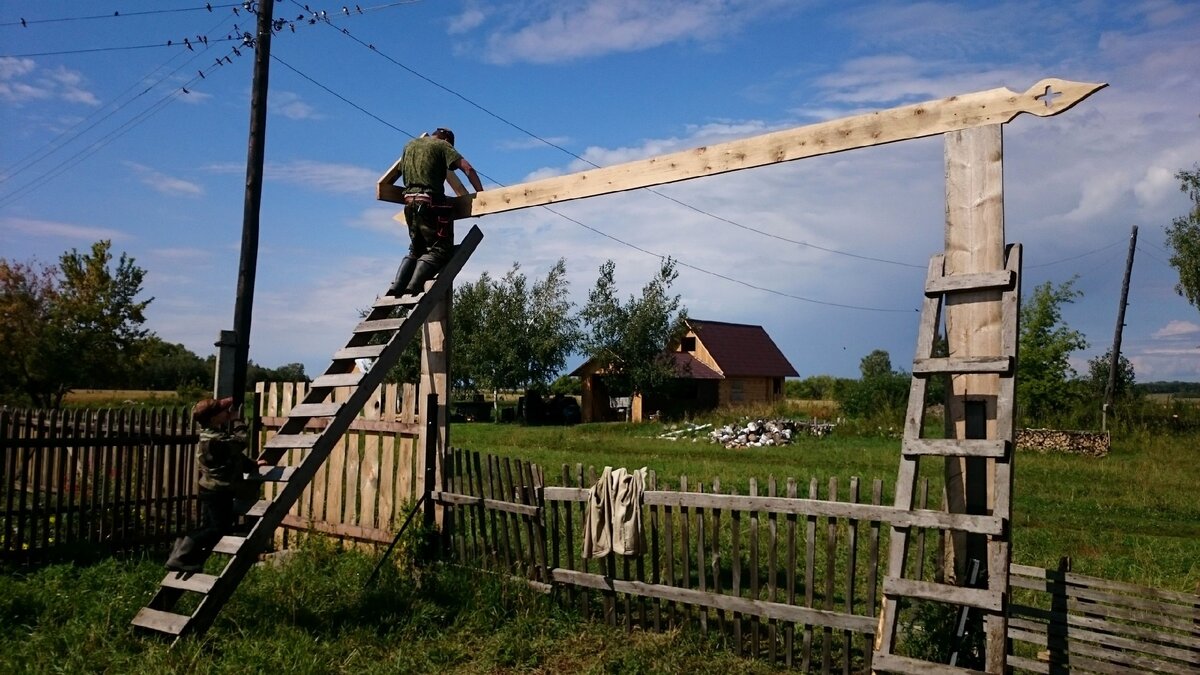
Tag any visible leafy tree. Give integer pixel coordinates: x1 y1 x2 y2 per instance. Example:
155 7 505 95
1017 278 1088 425
249 361 309 383
579 258 688 400
837 349 910 418
1085 349 1137 402
1165 166 1200 312
0 241 152 407
787 375 852 400
131 337 210 390
452 260 580 411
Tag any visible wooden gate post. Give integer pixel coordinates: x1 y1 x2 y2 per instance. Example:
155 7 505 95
419 287 451 531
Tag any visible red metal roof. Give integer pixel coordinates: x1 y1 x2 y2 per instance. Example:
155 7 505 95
686 319 798 377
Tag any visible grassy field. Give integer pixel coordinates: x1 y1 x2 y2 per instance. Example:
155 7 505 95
1 420 1197 673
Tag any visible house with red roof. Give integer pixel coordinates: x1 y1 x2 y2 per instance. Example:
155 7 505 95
571 319 799 422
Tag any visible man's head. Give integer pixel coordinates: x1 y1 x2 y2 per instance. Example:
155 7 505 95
432 127 455 146
192 396 235 426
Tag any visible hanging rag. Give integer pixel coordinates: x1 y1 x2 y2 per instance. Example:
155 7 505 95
582 466 647 559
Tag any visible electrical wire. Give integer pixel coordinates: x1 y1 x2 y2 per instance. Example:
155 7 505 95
3 36 243 59
269 54 916 313
301 4 924 270
1025 237 1125 269
0 3 243 27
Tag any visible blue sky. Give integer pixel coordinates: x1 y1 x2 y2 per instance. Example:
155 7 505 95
2 0 1198 383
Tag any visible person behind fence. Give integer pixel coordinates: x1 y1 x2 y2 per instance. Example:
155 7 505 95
165 397 264 573
382 127 484 297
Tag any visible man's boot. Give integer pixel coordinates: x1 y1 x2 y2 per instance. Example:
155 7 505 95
165 536 205 573
404 260 440 295
388 256 418 296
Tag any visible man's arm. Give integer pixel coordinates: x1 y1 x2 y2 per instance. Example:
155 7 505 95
454 156 484 192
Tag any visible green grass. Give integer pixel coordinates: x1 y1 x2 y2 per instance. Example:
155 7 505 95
453 421 1200 593
2 422 1196 673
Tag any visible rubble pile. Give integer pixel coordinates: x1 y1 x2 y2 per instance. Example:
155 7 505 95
709 418 835 448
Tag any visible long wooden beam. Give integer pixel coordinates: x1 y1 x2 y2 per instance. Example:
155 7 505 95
376 78 1104 218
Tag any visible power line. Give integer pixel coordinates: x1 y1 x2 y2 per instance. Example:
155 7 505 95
1025 237 1126 269
3 36 242 59
270 55 916 313
0 3 244 27
2 12 241 186
302 5 923 270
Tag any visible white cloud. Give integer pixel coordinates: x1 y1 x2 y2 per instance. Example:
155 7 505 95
205 160 376 195
125 162 204 198
0 58 99 106
0 216 124 242
272 91 323 121
481 0 796 65
1153 320 1200 339
448 7 486 34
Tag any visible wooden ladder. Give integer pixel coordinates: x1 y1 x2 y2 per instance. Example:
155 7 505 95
131 225 483 642
872 243 1021 674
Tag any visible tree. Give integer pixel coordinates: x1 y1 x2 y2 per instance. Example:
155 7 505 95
1165 166 1200 312
1017 278 1088 425
0 241 152 407
1085 349 1137 402
579 258 688 400
452 260 580 412
837 349 910 418
131 337 210 390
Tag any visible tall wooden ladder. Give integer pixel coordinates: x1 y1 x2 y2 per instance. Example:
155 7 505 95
131 225 483 641
872 243 1021 674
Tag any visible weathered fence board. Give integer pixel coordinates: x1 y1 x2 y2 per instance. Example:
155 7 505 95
1 407 197 562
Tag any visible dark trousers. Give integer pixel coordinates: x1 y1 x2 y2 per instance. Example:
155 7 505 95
190 489 237 552
404 200 455 266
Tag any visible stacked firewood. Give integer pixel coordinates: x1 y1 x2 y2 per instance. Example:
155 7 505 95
1016 428 1110 457
709 418 835 448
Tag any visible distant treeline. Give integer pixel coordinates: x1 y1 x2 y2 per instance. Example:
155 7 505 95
1136 381 1200 397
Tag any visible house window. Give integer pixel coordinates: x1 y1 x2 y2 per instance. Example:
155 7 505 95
681 336 696 352
731 379 744 402
774 378 783 396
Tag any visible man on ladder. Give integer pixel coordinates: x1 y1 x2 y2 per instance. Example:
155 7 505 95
379 127 484 297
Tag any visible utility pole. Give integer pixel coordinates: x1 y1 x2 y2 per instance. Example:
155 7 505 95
228 0 274 410
1103 225 1138 432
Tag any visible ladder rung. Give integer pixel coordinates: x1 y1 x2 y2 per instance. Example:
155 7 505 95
903 438 1009 458
131 607 190 635
242 499 271 518
264 433 321 449
883 577 1003 612
161 571 219 594
925 270 1014 296
352 318 405 333
895 509 1004 536
331 345 386 361
256 465 296 482
288 402 342 418
372 293 423 308
913 356 1012 375
213 536 245 555
871 652 987 675
311 373 364 388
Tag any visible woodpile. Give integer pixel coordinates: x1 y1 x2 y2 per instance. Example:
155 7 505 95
1016 428 1110 457
709 418 835 448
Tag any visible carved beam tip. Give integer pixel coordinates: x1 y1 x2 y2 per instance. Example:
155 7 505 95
1018 78 1108 117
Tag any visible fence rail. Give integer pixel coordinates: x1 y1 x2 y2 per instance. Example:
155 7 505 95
432 448 959 672
1 407 197 563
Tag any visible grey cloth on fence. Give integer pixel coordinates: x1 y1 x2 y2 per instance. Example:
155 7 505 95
582 465 647 559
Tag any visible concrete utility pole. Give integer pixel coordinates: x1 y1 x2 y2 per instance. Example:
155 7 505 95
1103 225 1138 431
228 0 274 409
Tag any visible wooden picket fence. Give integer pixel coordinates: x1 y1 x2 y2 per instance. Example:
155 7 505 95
254 381 424 547
0 407 197 563
431 448 959 673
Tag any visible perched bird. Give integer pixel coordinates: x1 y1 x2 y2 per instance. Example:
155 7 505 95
206 3 212 11
182 87 190 94
184 38 193 51
198 70 205 79
20 17 27 27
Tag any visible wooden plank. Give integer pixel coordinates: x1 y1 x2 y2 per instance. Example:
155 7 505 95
548 568 878 634
213 535 245 555
131 607 190 635
785 478 797 668
844 477 860 675
903 438 1008 458
680 475 692 630
331 345 386 361
663 474 677 629
264 434 321 449
255 466 296 482
767 477 779 665
803 477 817 671
695 481 707 636
748 478 758 655
277 514 393 545
1008 621 1198 674
648 470 660 632
866 479 882 673
352 318 404 334
428 79 1106 218
310 373 364 389
711 477 724 639
912 356 1012 375
925 270 1014 295
884 577 1003 612
731 482 743 655
871 651 986 675
287 402 343 419
161 572 218 594
823 476 837 673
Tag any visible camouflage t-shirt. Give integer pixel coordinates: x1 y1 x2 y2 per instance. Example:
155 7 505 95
196 427 255 492
400 135 463 195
